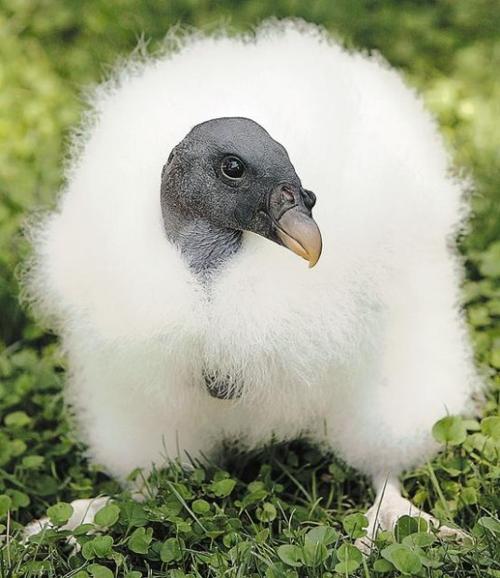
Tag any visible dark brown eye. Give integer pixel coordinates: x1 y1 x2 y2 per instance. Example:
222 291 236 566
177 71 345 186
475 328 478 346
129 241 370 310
221 156 245 179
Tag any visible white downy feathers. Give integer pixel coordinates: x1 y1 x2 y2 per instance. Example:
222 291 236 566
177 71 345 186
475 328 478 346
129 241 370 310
26 21 480 481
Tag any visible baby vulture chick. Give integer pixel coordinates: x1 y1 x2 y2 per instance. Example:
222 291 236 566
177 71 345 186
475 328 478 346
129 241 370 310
27 21 480 546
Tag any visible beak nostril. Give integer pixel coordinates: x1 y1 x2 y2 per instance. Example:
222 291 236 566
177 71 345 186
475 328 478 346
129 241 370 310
268 184 322 266
280 185 296 204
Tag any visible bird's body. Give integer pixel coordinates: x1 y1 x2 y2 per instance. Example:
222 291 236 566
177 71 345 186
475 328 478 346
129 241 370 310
27 21 480 538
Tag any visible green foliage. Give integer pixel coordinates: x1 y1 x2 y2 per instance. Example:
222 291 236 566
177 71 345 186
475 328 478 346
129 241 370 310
335 543 362 574
343 512 368 539
128 527 154 554
432 416 468 446
47 501 73 526
1 418 498 576
94 503 121 528
381 543 422 575
0 1 499 576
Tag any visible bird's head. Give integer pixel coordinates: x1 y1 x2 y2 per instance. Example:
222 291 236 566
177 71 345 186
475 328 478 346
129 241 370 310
160 117 322 268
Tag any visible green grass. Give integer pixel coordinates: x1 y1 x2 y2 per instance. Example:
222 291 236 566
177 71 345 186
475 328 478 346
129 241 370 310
0 1 499 576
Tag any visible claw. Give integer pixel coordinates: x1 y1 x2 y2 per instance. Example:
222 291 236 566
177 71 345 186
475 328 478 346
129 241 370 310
354 478 468 554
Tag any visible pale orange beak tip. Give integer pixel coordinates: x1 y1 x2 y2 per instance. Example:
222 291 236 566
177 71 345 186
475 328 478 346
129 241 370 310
276 208 322 268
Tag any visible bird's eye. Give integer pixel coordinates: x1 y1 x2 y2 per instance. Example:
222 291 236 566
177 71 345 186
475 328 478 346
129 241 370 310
221 156 245 179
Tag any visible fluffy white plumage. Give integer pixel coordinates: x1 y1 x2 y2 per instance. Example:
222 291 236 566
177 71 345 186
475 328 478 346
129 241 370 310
28 21 480 491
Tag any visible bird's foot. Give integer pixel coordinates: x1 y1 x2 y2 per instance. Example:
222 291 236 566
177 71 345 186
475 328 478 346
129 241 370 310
24 496 109 539
355 480 466 553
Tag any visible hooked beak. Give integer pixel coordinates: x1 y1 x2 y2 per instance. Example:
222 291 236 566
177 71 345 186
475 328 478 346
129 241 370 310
276 209 322 267
267 185 322 267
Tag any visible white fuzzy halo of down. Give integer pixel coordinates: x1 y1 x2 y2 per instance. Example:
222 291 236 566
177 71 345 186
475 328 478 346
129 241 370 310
25 20 481 480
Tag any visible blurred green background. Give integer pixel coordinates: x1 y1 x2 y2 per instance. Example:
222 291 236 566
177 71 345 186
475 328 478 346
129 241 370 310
1 0 499 347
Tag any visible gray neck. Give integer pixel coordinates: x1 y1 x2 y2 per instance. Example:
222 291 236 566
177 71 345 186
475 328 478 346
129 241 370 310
163 211 242 280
